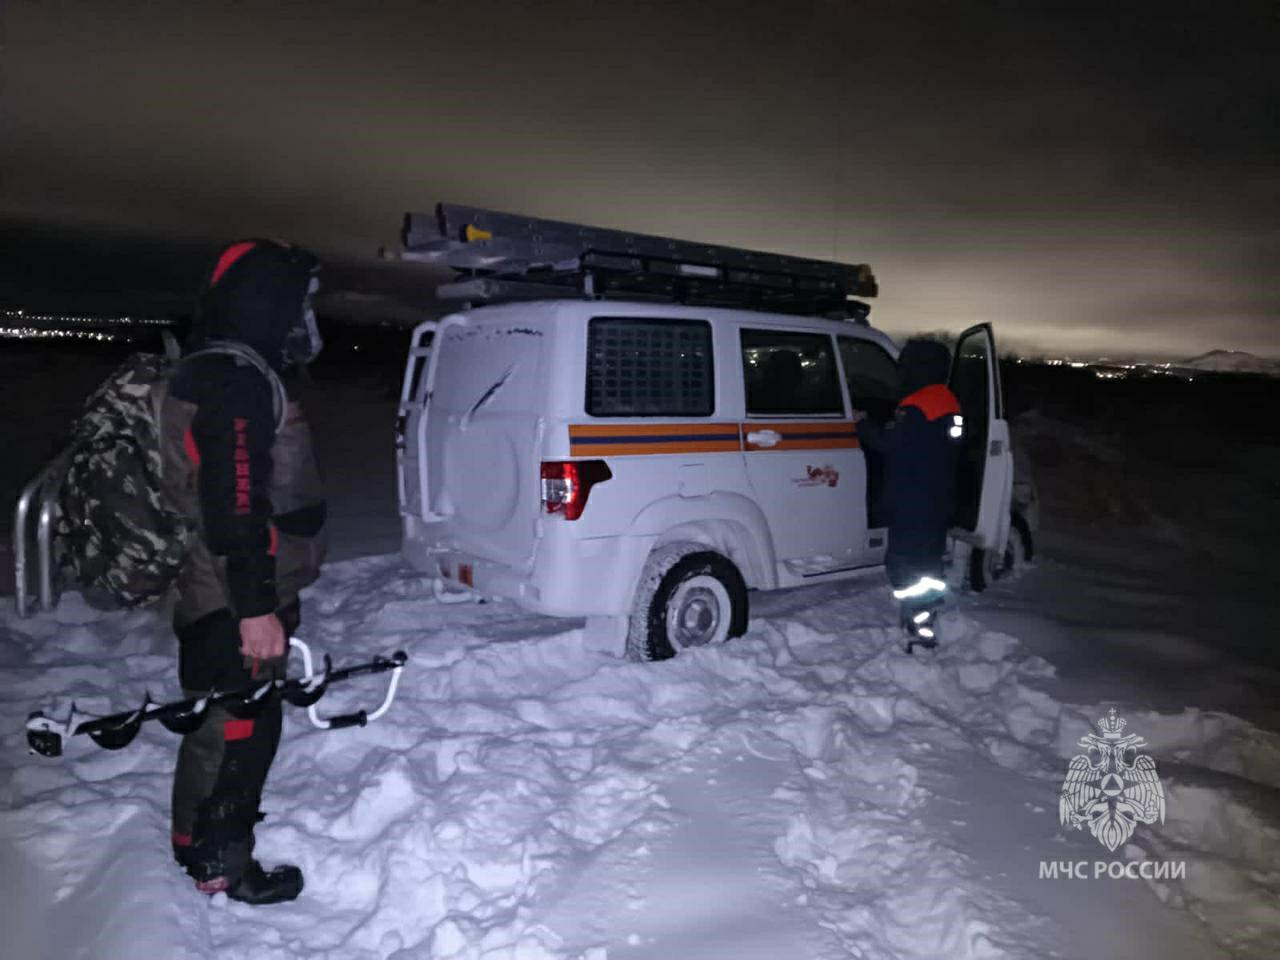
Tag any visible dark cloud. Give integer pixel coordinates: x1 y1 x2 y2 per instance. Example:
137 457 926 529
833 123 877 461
1 0 1276 357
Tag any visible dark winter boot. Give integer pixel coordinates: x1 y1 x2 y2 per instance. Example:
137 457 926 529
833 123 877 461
225 860 304 905
901 597 942 654
889 568 948 654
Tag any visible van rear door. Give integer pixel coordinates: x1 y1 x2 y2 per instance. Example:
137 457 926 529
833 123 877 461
412 317 545 569
949 323 1012 550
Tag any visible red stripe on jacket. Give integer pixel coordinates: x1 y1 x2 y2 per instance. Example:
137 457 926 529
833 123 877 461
209 241 256 287
183 428 201 466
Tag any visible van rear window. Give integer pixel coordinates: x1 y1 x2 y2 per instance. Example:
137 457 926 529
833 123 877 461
586 318 714 417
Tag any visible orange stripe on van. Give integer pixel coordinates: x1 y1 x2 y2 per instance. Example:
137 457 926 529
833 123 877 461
566 422 860 456
568 423 742 457
741 421 860 452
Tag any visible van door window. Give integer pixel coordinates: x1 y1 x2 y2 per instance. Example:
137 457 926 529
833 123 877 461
837 337 899 422
741 330 843 416
950 327 993 530
587 317 714 417
838 336 898 530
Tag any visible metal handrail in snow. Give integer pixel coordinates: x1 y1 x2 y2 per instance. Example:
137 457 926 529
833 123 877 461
13 447 72 617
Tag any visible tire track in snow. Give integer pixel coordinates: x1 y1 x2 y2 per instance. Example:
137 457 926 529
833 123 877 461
5 558 1279 958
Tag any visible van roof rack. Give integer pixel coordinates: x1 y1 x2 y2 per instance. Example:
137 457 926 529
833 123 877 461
401 203 877 320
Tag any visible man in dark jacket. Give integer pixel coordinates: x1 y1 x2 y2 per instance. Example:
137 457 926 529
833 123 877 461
159 239 327 903
854 339 963 652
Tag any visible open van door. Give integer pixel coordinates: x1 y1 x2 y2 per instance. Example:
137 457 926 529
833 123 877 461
949 324 1013 569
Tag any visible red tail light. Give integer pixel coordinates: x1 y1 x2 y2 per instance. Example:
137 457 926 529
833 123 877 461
540 460 612 521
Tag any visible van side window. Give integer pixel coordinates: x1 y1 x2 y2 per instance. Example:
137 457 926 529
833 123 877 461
741 330 843 416
586 317 714 417
838 337 899 422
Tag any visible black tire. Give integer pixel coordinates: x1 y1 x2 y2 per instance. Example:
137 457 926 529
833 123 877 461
626 545 748 662
969 542 1004 593
968 512 1033 592
1011 511 1033 562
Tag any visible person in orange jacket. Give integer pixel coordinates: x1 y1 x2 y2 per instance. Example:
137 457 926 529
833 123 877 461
854 340 964 652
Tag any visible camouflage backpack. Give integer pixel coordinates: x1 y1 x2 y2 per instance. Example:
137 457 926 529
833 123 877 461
55 341 285 609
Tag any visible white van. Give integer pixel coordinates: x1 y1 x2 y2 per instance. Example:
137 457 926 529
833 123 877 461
395 205 1017 660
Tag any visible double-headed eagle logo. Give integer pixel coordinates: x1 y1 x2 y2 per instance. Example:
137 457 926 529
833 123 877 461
1059 709 1166 852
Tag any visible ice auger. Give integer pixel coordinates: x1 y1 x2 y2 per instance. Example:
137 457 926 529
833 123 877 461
26 638 407 757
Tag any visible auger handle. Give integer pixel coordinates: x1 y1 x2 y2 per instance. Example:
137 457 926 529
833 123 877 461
287 637 405 731
324 711 368 730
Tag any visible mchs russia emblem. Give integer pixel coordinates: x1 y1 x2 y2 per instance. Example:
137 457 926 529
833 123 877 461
1059 709 1166 852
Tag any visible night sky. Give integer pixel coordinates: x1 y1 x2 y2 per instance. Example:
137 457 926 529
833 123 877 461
2 1 1276 358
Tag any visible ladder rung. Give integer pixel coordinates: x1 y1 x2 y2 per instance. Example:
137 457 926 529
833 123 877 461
402 203 877 318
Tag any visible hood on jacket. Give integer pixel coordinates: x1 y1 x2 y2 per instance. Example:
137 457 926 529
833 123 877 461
187 239 320 371
898 339 952 396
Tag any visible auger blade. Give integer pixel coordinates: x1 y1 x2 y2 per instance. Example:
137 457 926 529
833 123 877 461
28 728 63 757
281 655 331 708
26 712 64 758
86 708 144 751
222 681 276 720
157 698 209 735
28 643 409 755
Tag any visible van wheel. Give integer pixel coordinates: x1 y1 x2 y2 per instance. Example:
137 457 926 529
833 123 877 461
627 545 748 662
968 542 1005 593
968 512 1033 592
1011 512 1033 562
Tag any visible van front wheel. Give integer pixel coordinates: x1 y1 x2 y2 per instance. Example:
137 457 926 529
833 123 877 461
968 512 1034 592
627 546 748 662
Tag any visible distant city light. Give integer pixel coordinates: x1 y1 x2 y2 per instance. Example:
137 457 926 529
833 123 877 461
0 326 122 341
0 305 173 343
0 307 169 326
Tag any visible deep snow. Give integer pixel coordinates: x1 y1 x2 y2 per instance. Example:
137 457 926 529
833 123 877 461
2 354 1279 959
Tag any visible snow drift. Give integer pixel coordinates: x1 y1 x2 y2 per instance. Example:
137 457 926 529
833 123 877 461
4 548 1279 959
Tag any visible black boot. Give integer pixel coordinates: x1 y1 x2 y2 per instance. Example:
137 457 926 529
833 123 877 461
183 798 297 902
901 600 940 655
226 860 304 905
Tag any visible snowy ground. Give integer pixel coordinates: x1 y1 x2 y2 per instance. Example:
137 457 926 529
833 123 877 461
3 352 1279 959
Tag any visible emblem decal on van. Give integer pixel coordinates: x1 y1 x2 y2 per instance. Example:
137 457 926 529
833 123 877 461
796 465 839 488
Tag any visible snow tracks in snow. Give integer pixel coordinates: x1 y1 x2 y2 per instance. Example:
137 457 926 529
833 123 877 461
3 556 1279 958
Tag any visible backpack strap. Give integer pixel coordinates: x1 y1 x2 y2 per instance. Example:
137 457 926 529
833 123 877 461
182 340 288 434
